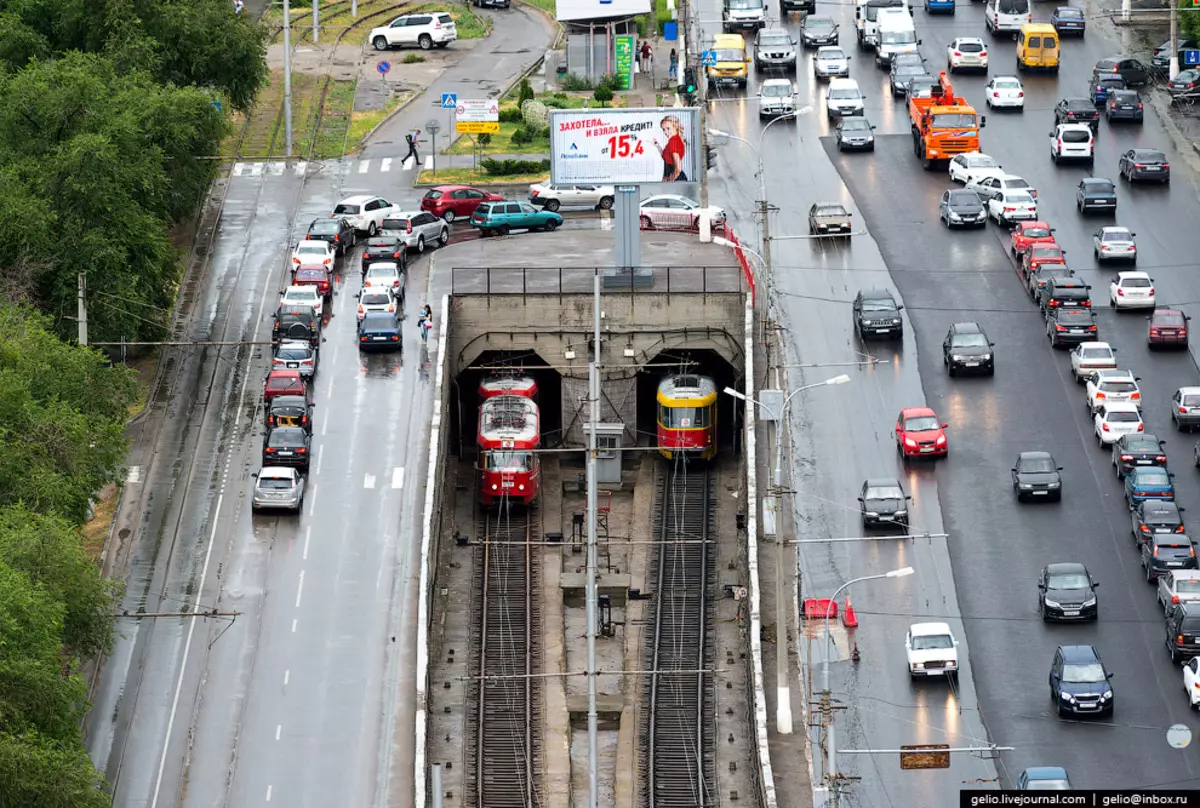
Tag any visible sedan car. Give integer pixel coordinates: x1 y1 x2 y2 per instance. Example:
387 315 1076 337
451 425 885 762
1133 500 1187 547
1174 387 1200 431
1109 271 1155 309
890 65 929 97
800 15 839 47
1167 602 1200 662
967 173 1036 200
1086 369 1140 412
905 623 959 678
1013 451 1063 500
1126 466 1176 504
1094 401 1143 445
1184 656 1200 705
1092 55 1151 86
942 321 994 374
528 182 615 211
1039 563 1098 621
984 75 1024 109
939 188 987 227
363 262 405 297
639 194 726 231
1010 220 1055 257
264 369 308 403
1113 433 1167 478
281 284 324 318
1090 74 1127 104
809 202 853 235
1049 645 1113 717
853 288 903 339
1093 226 1136 264
1119 148 1170 183
858 478 911 529
1167 68 1200 97
1106 89 1144 123
813 46 850 78
1046 307 1097 348
272 340 318 379
332 195 398 236
1077 178 1117 213
1153 37 1199 72
1158 570 1200 614
357 311 402 351
1149 309 1189 350
262 426 311 471
292 239 335 269
835 117 876 151
947 37 987 72
251 466 305 513
1051 5 1085 35
420 184 505 223
472 200 563 235
1071 341 1117 383
356 287 398 322
985 189 1037 226
306 216 356 254
292 266 333 299
895 407 948 458
1054 97 1100 128
361 236 406 272
949 152 1002 184
1144 534 1198 582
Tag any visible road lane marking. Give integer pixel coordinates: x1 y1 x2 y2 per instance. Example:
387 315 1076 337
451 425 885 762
381 158 392 172
126 465 142 483
316 447 325 474
295 161 307 175
303 526 312 560
305 483 318 516
364 473 376 489
423 155 433 170
276 724 282 740
149 492 223 808
322 414 329 437
358 160 370 174
291 618 297 632
232 162 245 176
266 785 273 802
295 570 305 608
283 669 290 686
248 162 264 176
402 156 415 171
269 162 285 176
234 253 281 430
392 467 404 489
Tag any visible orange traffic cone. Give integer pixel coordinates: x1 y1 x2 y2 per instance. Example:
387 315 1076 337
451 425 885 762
841 595 859 628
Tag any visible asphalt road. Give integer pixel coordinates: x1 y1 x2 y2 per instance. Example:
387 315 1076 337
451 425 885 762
695 0 1200 799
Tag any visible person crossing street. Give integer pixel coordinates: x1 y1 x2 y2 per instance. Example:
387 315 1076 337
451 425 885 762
404 129 421 166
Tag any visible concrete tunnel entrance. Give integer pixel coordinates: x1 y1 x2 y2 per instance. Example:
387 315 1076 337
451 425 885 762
635 348 741 452
451 349 563 457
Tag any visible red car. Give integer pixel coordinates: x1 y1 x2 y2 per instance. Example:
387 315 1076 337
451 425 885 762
1009 221 1056 258
264 369 309 402
420 185 504 224
293 265 332 298
1148 308 1190 350
1020 243 1067 279
895 407 949 459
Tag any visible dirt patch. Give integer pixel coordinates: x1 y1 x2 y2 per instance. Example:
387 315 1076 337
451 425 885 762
81 484 119 561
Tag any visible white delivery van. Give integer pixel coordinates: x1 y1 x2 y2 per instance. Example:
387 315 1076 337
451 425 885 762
723 0 766 32
855 0 909 49
875 12 919 66
984 0 1030 38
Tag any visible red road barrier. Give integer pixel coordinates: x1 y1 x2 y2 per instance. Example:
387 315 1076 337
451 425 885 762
723 226 756 303
841 595 858 628
803 598 838 620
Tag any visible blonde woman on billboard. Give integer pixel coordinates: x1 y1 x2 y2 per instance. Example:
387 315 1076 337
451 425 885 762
657 115 688 182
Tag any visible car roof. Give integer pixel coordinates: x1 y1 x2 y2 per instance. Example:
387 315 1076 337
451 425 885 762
1168 570 1200 582
1058 644 1101 662
285 284 318 294
1057 122 1093 131
361 311 398 324
910 622 952 636
268 368 302 378
1099 225 1131 234
865 477 903 488
901 406 936 417
1141 499 1180 514
259 466 299 478
1111 88 1140 97
366 262 401 273
819 46 847 56
762 78 793 87
1018 450 1054 462
270 394 309 406
1045 562 1088 576
338 194 378 204
1100 402 1140 413
828 78 859 89
277 339 312 350
950 321 984 333
1130 148 1166 158
953 36 985 43
297 239 332 247
1062 97 1093 105
860 287 895 299
1117 271 1151 280
1081 177 1114 186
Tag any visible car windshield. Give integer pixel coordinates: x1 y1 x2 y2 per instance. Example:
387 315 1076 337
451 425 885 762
952 334 989 347
866 486 904 499
763 83 791 97
896 65 925 77
1177 580 1200 594
296 243 328 255
1059 310 1090 321
967 154 997 167
1108 411 1140 423
931 113 976 128
728 0 763 8
295 270 326 282
911 634 954 650
815 205 846 216
1103 381 1137 392
1061 662 1104 683
1022 226 1051 237
361 292 392 305
1156 313 1186 325
843 119 871 131
1084 181 1114 192
761 33 792 46
268 429 304 447
1027 781 1069 791
1033 247 1062 257
715 48 745 61
948 193 978 205
1007 192 1035 204
484 450 533 471
829 88 859 99
881 30 918 46
807 18 835 29
310 220 339 232
1102 229 1131 241
1048 572 1089 589
258 476 295 490
905 416 939 431
1020 456 1057 473
957 41 983 52
332 203 361 215
861 299 896 312
819 48 846 60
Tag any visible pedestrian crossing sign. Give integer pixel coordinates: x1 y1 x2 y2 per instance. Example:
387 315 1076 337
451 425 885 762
701 50 717 67
441 93 457 109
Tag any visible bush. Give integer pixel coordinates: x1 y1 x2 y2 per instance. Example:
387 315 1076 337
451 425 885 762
403 53 425 63
521 99 550 128
510 125 532 146
477 132 492 147
593 84 614 106
482 158 551 176
560 73 593 91
517 77 534 107
498 106 523 122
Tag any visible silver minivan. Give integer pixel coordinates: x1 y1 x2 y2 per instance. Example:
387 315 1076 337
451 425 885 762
381 211 450 253
252 466 305 512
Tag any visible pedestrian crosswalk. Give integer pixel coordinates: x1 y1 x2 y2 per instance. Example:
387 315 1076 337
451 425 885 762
230 155 434 178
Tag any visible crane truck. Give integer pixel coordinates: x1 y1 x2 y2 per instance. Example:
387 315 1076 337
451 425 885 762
909 71 985 169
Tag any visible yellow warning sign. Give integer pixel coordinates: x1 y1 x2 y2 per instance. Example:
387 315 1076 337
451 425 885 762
456 121 500 134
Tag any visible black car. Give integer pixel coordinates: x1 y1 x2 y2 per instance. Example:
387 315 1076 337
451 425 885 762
1050 5 1085 36
272 305 321 348
1153 38 1199 73
904 75 939 99
858 477 911 529
890 65 929 97
853 289 904 340
358 311 402 351
1049 645 1113 717
1076 178 1117 214
1092 55 1151 86
835 117 876 151
1132 499 1186 548
1112 433 1167 478
1168 68 1200 97
1166 603 1200 662
939 189 986 228
1090 74 1126 104
265 394 313 432
472 0 511 7
1054 97 1100 129
1039 277 1091 313
1046 307 1097 348
1029 264 1075 301
1118 148 1170 184
1013 451 1062 500
361 236 407 273
1143 533 1197 583
1038 563 1098 621
942 322 994 375
306 217 356 255
782 0 817 14
800 15 838 47
1105 89 1143 123
263 426 311 471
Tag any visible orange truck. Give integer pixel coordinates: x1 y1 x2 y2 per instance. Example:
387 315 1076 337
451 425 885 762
909 71 985 169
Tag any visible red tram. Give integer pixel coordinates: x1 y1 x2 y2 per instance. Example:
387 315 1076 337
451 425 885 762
657 374 718 460
478 392 541 505
479 375 538 401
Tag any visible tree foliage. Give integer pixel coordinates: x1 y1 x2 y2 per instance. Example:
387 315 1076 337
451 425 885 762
0 730 111 808
1182 0 1200 43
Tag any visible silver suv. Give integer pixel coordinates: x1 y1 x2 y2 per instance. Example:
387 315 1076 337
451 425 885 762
380 211 450 253
252 467 305 512
754 28 797 72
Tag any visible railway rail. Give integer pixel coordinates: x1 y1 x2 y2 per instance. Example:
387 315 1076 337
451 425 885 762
466 503 543 808
643 464 716 808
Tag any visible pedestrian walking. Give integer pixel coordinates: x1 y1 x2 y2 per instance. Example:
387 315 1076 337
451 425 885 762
640 40 653 73
420 317 432 343
233 0 245 13
404 129 421 164
669 48 678 80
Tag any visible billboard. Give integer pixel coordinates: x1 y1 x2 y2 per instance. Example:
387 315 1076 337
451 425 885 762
555 0 650 23
550 108 701 185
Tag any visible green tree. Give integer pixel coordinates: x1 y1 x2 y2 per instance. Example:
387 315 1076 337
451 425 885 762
593 83 614 107
1182 0 1200 42
0 730 110 808
518 76 534 107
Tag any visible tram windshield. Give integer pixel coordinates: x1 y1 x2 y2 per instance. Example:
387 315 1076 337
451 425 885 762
660 404 710 428
484 450 533 471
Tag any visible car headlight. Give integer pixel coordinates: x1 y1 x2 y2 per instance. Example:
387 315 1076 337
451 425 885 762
864 511 878 517
946 660 957 668
1101 690 1113 700
1043 598 1060 608
1049 481 1060 488
1082 597 1097 607
891 318 901 325
981 354 992 361
936 435 947 445
1020 483 1033 489
895 509 908 517
1062 693 1076 702
952 354 966 361
905 438 916 447
911 662 925 670
948 212 962 221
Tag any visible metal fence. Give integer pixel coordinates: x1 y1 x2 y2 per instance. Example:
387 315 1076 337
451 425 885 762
449 265 746 296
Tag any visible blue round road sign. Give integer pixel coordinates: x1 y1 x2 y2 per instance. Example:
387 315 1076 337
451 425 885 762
377 60 391 75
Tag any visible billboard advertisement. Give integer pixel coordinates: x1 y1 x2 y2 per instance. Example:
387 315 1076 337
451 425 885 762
555 0 650 23
549 108 701 185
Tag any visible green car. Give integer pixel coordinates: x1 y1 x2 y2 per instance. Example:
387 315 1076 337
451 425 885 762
470 200 564 236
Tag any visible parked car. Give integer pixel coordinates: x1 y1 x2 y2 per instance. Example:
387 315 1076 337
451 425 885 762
1153 38 1199 73
1167 68 1200 97
639 194 726 231
528 182 616 211
472 200 563 235
420 184 505 223
369 11 457 51
1092 55 1151 86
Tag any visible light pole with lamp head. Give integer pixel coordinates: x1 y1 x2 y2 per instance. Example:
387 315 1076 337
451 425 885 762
822 566 915 802
723 373 851 735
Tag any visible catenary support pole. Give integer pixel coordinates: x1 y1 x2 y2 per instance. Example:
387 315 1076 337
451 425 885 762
431 765 443 808
77 273 88 347
283 0 294 158
352 0 358 17
1170 0 1180 80
585 269 601 808
312 0 320 43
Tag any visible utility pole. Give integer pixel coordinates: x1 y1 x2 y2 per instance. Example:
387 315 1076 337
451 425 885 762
312 0 320 43
585 269 601 808
352 0 358 18
1170 0 1180 80
283 0 294 157
76 273 88 346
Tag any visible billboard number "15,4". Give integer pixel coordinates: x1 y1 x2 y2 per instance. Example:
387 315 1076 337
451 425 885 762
606 134 646 159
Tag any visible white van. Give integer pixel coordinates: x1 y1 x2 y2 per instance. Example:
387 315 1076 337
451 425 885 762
875 12 919 67
723 0 766 32
984 0 1030 37
826 77 866 119
855 0 908 49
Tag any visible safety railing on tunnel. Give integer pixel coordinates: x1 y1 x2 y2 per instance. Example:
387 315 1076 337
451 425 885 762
449 265 746 297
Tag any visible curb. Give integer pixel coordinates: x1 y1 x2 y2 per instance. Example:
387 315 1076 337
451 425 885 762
412 176 548 188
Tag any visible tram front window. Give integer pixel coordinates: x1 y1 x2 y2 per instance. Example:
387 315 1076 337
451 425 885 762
661 405 709 428
485 451 533 471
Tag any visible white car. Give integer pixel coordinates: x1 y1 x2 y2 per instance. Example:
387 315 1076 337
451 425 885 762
272 340 318 379
1185 657 1200 709
758 78 798 118
333 195 399 236
528 182 616 212
984 75 1024 109
968 173 1037 201
639 194 727 231
1086 370 1141 413
948 152 1001 184
825 77 865 118
985 189 1037 226
1049 123 1095 164
363 262 404 294
1093 227 1137 264
292 240 334 269
1159 570 1200 614
1094 402 1144 445
1110 271 1155 309
281 284 324 318
356 287 398 322
905 622 959 678
1071 341 1118 383
369 11 457 51
947 37 988 72
814 46 850 79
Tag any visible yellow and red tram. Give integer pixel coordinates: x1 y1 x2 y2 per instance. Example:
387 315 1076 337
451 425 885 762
656 374 718 460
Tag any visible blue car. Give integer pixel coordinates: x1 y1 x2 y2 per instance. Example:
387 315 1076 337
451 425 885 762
1018 766 1071 790
1090 74 1126 104
925 0 954 13
357 311 402 352
1125 466 1175 504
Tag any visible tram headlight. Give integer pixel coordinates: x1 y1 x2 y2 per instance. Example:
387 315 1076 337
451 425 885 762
491 484 498 490
518 484 525 491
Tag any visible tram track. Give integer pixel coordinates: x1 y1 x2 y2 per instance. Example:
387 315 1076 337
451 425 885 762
642 463 716 808
466 502 543 808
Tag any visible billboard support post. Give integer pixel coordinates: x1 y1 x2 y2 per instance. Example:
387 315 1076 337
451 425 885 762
549 107 702 186
614 185 640 269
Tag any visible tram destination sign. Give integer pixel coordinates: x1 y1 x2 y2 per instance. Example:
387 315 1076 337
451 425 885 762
899 744 951 770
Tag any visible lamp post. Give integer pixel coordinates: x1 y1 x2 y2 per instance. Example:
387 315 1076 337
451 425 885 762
822 567 915 802
723 374 851 735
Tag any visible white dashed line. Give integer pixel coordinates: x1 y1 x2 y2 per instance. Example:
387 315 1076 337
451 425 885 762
291 618 298 633
126 465 142 483
402 156 415 171
269 162 285 176
423 155 433 170
275 724 282 740
316 450 324 475
381 158 393 172
364 473 376 489
283 669 290 686
294 570 305 608
295 161 307 175
266 785 273 802
303 526 312 560
322 415 329 437
392 467 404 489
358 160 370 174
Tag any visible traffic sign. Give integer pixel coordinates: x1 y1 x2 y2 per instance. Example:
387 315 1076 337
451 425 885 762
376 60 391 75
1184 49 1200 67
441 92 458 109
456 99 500 122
701 50 717 67
456 120 500 134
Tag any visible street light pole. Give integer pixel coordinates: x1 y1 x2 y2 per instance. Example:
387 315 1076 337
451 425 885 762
723 374 851 735
821 567 914 804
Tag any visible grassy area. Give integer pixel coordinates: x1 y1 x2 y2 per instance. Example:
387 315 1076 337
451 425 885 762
262 0 345 35
445 121 550 155
502 88 627 109
520 0 556 14
417 167 549 185
310 78 358 158
342 0 489 45
225 72 359 159
81 485 118 561
345 90 415 153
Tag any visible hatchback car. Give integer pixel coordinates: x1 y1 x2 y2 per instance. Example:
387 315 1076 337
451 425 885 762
356 287 398 322
1049 645 1113 717
639 194 727 231
1090 73 1127 104
814 47 851 79
1077 178 1117 213
1172 387 1200 430
1158 570 1200 614
984 75 1024 108
332 195 398 235
262 426 311 472
1126 466 1175 505
754 28 797 71
1093 226 1136 264
528 182 616 211
1149 309 1189 350
292 266 333 299
1167 603 1200 662
1010 220 1055 256
357 311 402 351
1049 123 1094 164
1110 271 1155 309
1112 433 1167 478
381 211 449 252
1134 499 1187 544
835 117 876 151
1119 148 1170 183
1106 89 1144 123
472 201 563 236
306 216 356 254
800 15 839 47
251 466 305 513
985 189 1037 226
1038 563 1097 620
949 152 1001 184
1092 55 1150 86
1013 452 1062 500
939 189 986 227
895 407 948 458
292 239 335 269
1046 307 1097 348
853 288 903 339
1050 5 1085 35
942 321 994 374
264 369 309 403
890 65 929 97
272 340 318 379
1021 243 1066 279
947 37 987 72
1094 402 1143 445
361 236 406 272
420 184 505 223
280 284 324 319
858 478 911 529
1039 277 1091 313
1146 535 1198 584
1054 97 1100 128
1030 265 1076 302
